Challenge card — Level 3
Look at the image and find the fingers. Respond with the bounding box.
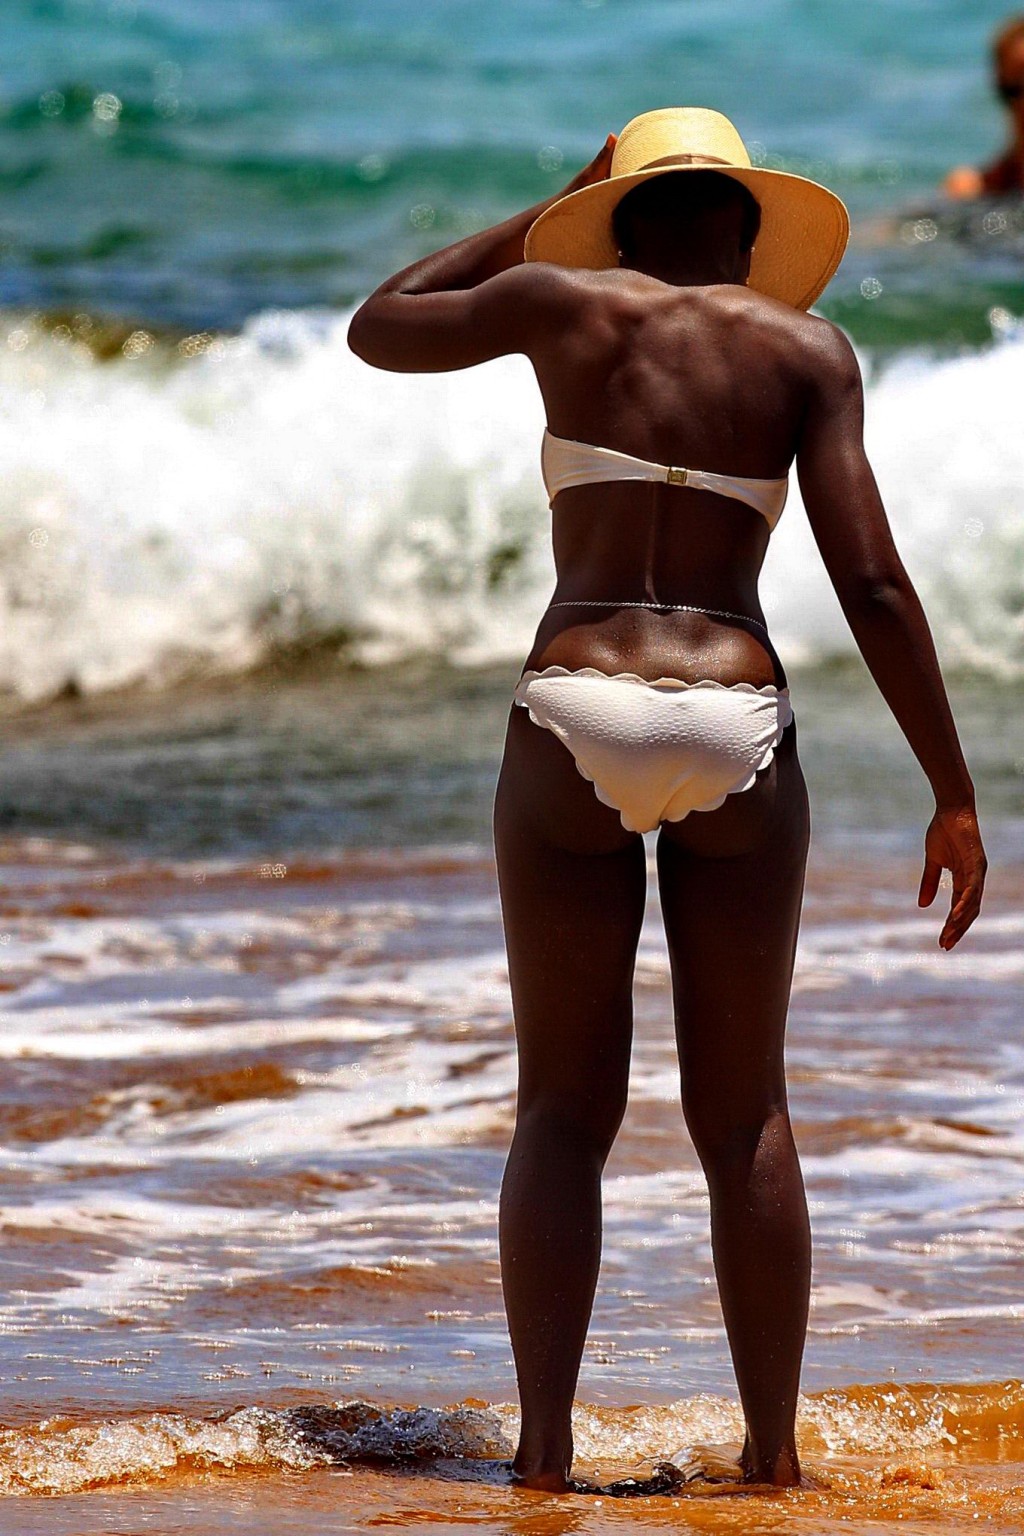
[918,855,941,908]
[920,812,987,950]
[938,870,985,950]
[563,137,617,195]
[593,135,616,171]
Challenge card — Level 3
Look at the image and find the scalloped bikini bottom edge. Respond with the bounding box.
[513,666,794,834]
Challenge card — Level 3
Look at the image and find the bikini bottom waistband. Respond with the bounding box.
[546,599,770,639]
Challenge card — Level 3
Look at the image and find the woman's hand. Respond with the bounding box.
[557,134,617,197]
[918,804,987,949]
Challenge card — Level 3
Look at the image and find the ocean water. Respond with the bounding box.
[1,0,1024,1528]
[0,830,1024,1532]
[3,310,1024,704]
[8,0,1024,334]
[0,0,1023,696]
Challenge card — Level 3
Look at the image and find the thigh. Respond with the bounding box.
[494,706,648,1126]
[656,722,811,1138]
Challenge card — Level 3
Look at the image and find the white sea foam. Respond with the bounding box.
[2,308,1023,700]
[6,1379,1024,1495]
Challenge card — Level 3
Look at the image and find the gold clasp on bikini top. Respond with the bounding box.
[666,466,689,486]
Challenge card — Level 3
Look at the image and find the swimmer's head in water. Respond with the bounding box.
[611,170,762,269]
[994,15,1024,105]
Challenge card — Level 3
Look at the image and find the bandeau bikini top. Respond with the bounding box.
[541,429,789,531]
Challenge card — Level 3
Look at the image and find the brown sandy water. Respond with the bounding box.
[0,818,1021,1528]
[1,1416,1024,1532]
[0,664,1020,1528]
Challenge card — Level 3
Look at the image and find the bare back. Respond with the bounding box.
[520,266,829,690]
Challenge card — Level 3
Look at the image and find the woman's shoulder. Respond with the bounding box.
[709,287,848,374]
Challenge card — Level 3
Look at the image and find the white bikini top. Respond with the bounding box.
[541,429,789,531]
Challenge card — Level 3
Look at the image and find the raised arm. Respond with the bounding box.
[796,323,987,949]
[347,136,615,373]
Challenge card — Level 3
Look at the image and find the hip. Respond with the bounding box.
[522,600,787,692]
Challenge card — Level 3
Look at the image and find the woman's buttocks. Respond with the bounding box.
[525,606,786,691]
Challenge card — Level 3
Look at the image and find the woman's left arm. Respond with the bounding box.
[347,136,615,373]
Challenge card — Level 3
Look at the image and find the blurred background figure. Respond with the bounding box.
[944,14,1024,196]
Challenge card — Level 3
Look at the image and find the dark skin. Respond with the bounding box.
[348,137,987,1492]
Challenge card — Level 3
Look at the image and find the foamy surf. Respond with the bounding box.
[2,306,1024,702]
[2,1381,1023,1496]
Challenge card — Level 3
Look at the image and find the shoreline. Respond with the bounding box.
[1,1378,1022,1494]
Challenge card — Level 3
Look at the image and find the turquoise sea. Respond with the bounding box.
[8,0,1024,339]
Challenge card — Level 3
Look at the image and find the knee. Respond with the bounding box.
[683,1099,793,1187]
[514,1088,628,1166]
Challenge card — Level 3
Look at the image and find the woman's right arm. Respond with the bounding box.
[795,323,987,950]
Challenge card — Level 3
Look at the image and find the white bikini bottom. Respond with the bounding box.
[513,666,793,834]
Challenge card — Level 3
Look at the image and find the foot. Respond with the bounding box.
[510,1430,574,1494]
[510,1462,572,1493]
[665,1440,819,1493]
[746,1437,798,1486]
[739,1440,817,1488]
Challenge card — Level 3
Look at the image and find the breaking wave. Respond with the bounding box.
[1,306,1023,702]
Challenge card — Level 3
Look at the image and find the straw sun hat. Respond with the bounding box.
[524,108,849,311]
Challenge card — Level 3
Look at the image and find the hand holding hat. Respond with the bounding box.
[556,133,619,197]
[526,108,850,311]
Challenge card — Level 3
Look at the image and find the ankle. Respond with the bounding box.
[512,1435,574,1492]
[741,1439,801,1486]
[511,1463,571,1492]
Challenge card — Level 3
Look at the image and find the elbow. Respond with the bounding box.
[840,566,914,620]
[347,298,407,371]
[346,304,378,365]
[347,290,400,366]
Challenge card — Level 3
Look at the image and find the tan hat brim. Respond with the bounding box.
[523,165,849,311]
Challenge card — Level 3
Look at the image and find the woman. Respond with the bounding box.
[348,109,987,1494]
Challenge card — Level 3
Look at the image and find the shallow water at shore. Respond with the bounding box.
[2,661,1022,855]
[0,657,1021,1525]
[2,1418,1024,1533]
